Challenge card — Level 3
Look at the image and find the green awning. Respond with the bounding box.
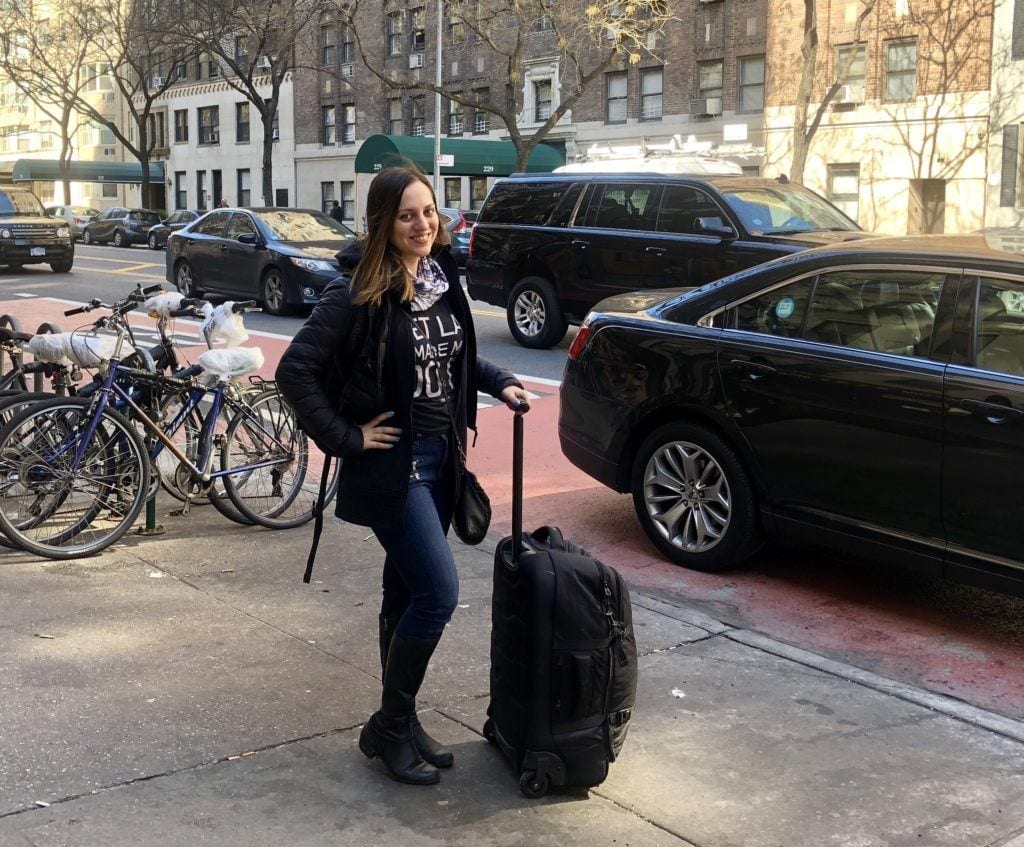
[10,158,165,184]
[354,134,563,176]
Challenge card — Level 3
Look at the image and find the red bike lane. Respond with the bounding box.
[5,295,1024,722]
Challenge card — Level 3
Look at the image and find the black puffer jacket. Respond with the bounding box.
[275,242,520,531]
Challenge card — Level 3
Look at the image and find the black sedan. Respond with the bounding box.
[559,234,1024,598]
[148,209,203,249]
[165,207,355,315]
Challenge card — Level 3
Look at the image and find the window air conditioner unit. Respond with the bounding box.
[272,128,280,140]
[257,56,272,69]
[341,63,354,77]
[209,131,219,142]
[409,53,424,69]
[151,75,165,87]
[836,83,865,104]
[690,96,722,116]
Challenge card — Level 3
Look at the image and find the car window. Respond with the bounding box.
[657,186,724,235]
[225,213,256,239]
[589,185,663,231]
[721,185,857,234]
[0,190,45,215]
[975,277,1024,377]
[734,278,815,338]
[803,270,944,358]
[478,181,574,226]
[193,211,230,236]
[131,211,161,224]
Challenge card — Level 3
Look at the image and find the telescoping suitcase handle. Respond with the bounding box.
[511,407,526,564]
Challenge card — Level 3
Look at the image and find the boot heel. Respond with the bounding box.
[358,723,379,759]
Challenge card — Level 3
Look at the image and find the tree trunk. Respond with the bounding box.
[261,93,278,205]
[59,108,72,205]
[790,0,818,185]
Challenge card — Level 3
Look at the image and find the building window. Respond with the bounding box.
[411,96,425,135]
[695,60,723,115]
[237,169,251,206]
[447,97,464,135]
[102,183,117,198]
[469,176,488,210]
[341,103,355,143]
[538,14,554,31]
[737,56,764,113]
[234,36,247,63]
[885,39,917,101]
[174,109,188,143]
[409,7,426,52]
[83,62,113,91]
[836,43,867,88]
[340,26,355,64]
[236,102,250,143]
[473,89,489,134]
[322,105,336,144]
[1000,124,1020,208]
[534,79,552,122]
[605,72,627,123]
[197,170,208,208]
[175,171,187,209]
[198,51,219,80]
[172,55,187,81]
[448,20,464,43]
[828,163,860,222]
[321,181,336,214]
[640,67,663,120]
[386,12,403,56]
[198,106,219,144]
[321,24,337,65]
[444,177,462,207]
[341,181,355,219]
[388,98,403,134]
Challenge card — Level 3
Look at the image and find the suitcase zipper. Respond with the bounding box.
[596,561,629,666]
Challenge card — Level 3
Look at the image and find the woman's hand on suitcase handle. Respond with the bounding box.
[501,386,531,413]
[359,411,402,450]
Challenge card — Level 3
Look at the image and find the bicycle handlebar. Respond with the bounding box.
[231,300,258,313]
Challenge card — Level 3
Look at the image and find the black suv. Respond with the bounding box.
[467,172,871,347]
[0,185,74,273]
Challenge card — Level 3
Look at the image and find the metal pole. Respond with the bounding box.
[433,0,443,198]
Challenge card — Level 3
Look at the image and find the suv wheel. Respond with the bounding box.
[113,229,126,248]
[175,261,202,297]
[49,259,73,273]
[261,267,291,315]
[82,229,93,245]
[148,233,159,250]
[506,277,567,349]
[631,422,762,572]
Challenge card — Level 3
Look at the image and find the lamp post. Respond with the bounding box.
[433,0,443,199]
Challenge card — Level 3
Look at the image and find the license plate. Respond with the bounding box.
[30,247,45,256]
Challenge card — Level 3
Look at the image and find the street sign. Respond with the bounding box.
[437,154,454,167]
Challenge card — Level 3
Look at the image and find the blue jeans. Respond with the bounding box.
[373,433,458,640]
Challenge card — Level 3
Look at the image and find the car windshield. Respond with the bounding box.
[721,185,858,234]
[255,210,354,241]
[131,211,161,224]
[0,190,45,216]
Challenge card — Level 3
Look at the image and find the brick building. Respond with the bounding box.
[291,0,769,224]
[985,0,1024,228]
[763,0,994,234]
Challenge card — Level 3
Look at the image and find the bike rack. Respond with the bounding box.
[33,322,63,394]
[0,314,24,385]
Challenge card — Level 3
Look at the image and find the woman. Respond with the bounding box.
[276,167,529,786]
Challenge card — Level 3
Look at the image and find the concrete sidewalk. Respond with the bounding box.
[1,501,1023,847]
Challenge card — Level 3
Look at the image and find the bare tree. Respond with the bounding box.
[788,0,878,184]
[337,0,674,171]
[178,0,323,205]
[0,0,94,204]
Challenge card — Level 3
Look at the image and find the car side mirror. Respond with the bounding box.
[696,216,736,239]
[237,232,259,245]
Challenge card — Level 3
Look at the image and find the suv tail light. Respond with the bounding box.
[567,324,593,361]
[468,225,476,259]
[74,216,86,225]
[450,212,467,233]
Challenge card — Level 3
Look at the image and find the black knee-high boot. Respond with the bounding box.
[378,615,454,769]
[360,634,441,785]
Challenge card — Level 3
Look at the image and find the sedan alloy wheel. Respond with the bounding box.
[82,229,93,245]
[175,261,200,297]
[148,233,158,250]
[261,268,289,315]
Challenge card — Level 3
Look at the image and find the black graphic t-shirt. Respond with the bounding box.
[410,298,464,434]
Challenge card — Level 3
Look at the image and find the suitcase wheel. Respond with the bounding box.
[519,770,550,799]
[482,718,497,745]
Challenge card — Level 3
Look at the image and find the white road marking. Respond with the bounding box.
[14,292,36,297]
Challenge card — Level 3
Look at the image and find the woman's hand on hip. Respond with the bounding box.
[359,411,402,450]
[500,386,531,413]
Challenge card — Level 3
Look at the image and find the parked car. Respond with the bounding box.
[0,184,74,272]
[165,207,355,315]
[45,204,99,240]
[147,209,203,249]
[467,172,872,348]
[559,234,1024,598]
[82,208,162,247]
[438,207,472,269]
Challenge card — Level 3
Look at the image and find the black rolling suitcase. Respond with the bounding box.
[483,411,638,798]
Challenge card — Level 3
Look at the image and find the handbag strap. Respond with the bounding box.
[303,454,333,583]
[436,364,467,471]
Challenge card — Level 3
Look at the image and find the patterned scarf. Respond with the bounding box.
[409,256,449,312]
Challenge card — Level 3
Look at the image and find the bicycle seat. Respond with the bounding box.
[0,327,33,344]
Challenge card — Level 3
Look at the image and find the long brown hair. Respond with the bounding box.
[350,166,451,307]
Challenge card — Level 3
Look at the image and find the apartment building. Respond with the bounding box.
[985,0,1024,228]
[291,0,768,223]
[763,0,993,235]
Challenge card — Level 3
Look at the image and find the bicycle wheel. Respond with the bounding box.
[220,388,339,529]
[0,391,57,550]
[0,397,149,559]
